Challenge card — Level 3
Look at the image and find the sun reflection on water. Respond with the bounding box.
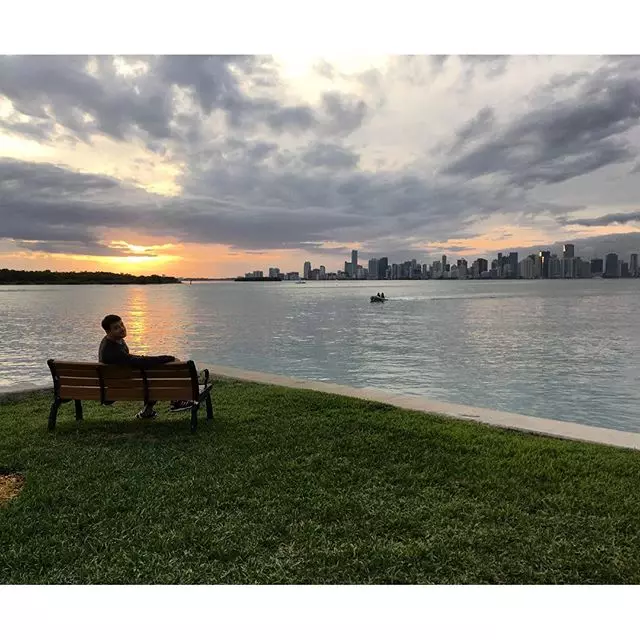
[121,285,187,358]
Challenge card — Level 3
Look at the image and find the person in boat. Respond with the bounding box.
[381,292,385,298]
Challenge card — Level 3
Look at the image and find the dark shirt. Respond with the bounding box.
[98,337,174,367]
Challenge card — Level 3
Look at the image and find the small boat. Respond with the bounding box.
[296,280,307,284]
[370,295,385,303]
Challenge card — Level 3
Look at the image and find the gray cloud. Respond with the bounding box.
[1,156,548,255]
[567,210,640,227]
[0,159,147,248]
[1,119,58,142]
[156,54,252,116]
[12,240,158,257]
[436,244,475,253]
[0,158,120,193]
[266,105,317,133]
[320,92,367,135]
[0,55,370,149]
[448,106,495,154]
[443,57,640,188]
[460,55,511,78]
[392,55,510,84]
[301,143,360,169]
[0,56,175,142]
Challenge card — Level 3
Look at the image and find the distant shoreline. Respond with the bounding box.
[0,269,180,285]
[0,281,182,285]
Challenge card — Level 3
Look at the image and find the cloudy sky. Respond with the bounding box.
[2,54,640,277]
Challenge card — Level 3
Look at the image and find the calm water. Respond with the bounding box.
[1,279,639,432]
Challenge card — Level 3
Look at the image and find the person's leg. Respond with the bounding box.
[169,399,194,412]
[136,400,158,419]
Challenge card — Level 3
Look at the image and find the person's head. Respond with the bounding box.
[101,314,126,340]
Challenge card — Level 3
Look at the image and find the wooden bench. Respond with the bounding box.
[46,359,213,433]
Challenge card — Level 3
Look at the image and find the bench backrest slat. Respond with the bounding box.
[54,365,101,379]
[101,365,192,379]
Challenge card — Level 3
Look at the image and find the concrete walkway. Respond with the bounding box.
[3,364,640,451]
[200,363,640,452]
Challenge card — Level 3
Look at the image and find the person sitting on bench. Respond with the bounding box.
[99,314,193,419]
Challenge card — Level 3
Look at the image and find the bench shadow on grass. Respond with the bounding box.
[49,414,221,444]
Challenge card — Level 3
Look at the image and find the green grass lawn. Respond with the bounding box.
[1,378,640,584]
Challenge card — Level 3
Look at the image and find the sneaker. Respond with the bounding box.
[169,400,195,413]
[135,409,158,419]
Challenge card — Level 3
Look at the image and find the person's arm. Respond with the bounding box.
[127,354,176,367]
[101,340,175,367]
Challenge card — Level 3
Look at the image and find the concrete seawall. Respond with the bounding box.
[3,364,640,452]
[199,364,640,452]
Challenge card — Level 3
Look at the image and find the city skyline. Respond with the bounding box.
[241,243,640,280]
[3,56,640,277]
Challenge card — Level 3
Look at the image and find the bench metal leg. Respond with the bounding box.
[48,398,63,431]
[205,393,213,420]
[190,403,199,433]
[74,399,84,421]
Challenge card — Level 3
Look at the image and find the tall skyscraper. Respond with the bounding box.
[604,253,619,278]
[378,257,388,280]
[563,244,575,259]
[442,255,447,272]
[303,261,311,280]
[368,258,379,280]
[579,258,592,279]
[591,258,603,275]
[351,250,358,271]
[509,252,518,278]
[539,251,551,278]
[549,255,562,278]
[563,257,575,278]
[518,256,535,279]
[630,253,638,277]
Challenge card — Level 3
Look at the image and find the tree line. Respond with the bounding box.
[0,269,180,285]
